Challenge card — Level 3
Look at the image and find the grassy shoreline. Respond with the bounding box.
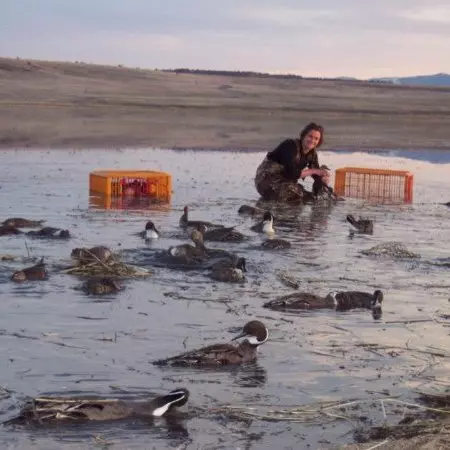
[1,57,450,151]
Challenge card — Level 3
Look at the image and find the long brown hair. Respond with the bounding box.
[299,122,324,148]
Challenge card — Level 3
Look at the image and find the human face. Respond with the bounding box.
[302,130,321,152]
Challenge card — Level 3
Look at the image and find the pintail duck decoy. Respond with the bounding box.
[138,221,160,240]
[0,225,22,236]
[179,205,224,231]
[153,320,268,367]
[264,290,383,314]
[346,215,374,234]
[238,205,264,217]
[196,223,246,242]
[1,218,45,228]
[168,230,207,259]
[5,388,189,424]
[81,277,123,295]
[261,238,291,250]
[71,246,114,263]
[26,227,71,239]
[11,259,48,282]
[250,211,275,235]
[208,257,246,282]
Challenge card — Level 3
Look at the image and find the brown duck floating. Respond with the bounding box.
[196,223,247,242]
[264,290,383,314]
[5,388,189,424]
[26,227,70,239]
[167,230,207,260]
[261,238,291,249]
[1,218,45,228]
[208,257,246,282]
[346,215,374,234]
[11,259,48,282]
[81,277,123,295]
[71,246,114,263]
[237,205,264,217]
[0,225,22,236]
[153,320,268,367]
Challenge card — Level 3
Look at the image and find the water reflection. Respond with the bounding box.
[0,148,450,449]
[233,362,267,388]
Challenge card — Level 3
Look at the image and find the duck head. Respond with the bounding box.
[262,211,275,235]
[11,270,27,282]
[190,229,205,247]
[196,224,208,235]
[231,320,268,346]
[145,221,160,239]
[152,388,190,417]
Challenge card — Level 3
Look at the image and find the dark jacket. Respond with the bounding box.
[267,139,320,181]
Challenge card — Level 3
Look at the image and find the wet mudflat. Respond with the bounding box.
[0,148,449,449]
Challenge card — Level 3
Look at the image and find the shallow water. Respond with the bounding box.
[0,148,449,449]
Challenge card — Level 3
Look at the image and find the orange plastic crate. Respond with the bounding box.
[89,170,172,202]
[334,167,413,203]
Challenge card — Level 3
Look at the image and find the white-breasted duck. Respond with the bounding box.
[153,320,268,367]
[208,257,247,282]
[346,215,374,234]
[196,223,246,242]
[179,205,224,231]
[5,388,189,424]
[1,217,45,228]
[250,211,275,235]
[137,221,160,240]
[26,227,71,239]
[264,290,383,314]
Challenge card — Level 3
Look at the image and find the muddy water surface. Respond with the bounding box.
[0,148,449,449]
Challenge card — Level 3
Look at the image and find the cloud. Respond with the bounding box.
[1,0,449,78]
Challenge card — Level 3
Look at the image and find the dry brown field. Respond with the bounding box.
[1,57,449,150]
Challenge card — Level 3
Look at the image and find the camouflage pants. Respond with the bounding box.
[254,157,308,202]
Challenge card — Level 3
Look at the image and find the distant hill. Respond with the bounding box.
[369,73,450,87]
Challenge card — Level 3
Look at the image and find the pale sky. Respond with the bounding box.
[2,0,449,79]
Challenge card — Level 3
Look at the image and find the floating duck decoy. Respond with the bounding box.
[237,205,264,216]
[346,215,374,234]
[71,246,114,263]
[11,259,48,282]
[179,206,224,231]
[138,221,160,240]
[264,290,383,314]
[153,320,268,367]
[1,218,45,228]
[26,227,70,239]
[167,230,207,260]
[261,238,291,250]
[208,257,247,282]
[0,225,22,236]
[196,223,246,242]
[5,388,189,424]
[81,277,123,295]
[250,211,275,235]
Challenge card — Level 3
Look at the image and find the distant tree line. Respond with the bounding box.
[161,68,394,84]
